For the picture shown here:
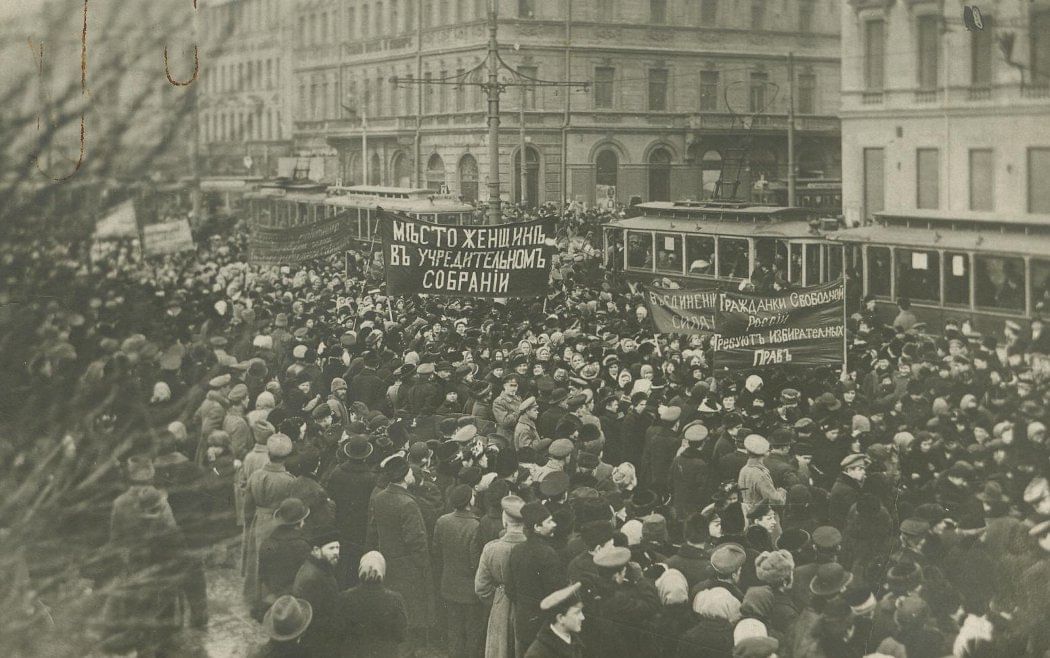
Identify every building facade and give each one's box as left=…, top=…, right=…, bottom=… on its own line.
left=291, top=0, right=841, bottom=206
left=199, top=0, right=296, bottom=177
left=840, top=0, right=1050, bottom=225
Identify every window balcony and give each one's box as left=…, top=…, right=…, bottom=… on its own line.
left=861, top=91, right=884, bottom=104
left=914, top=89, right=938, bottom=103
left=968, top=86, right=991, bottom=101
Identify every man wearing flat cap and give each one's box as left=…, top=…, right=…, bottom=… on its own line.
left=738, top=434, right=786, bottom=516
left=405, top=362, right=441, bottom=415
left=193, top=374, right=231, bottom=464
left=514, top=396, right=542, bottom=452
left=693, top=542, right=747, bottom=601
left=243, top=433, right=298, bottom=613
left=492, top=374, right=527, bottom=439
left=671, top=422, right=715, bottom=523
left=366, top=455, right=435, bottom=638
left=476, top=495, right=528, bottom=658
left=507, top=502, right=567, bottom=651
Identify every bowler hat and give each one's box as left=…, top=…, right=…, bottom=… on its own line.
left=274, top=498, right=310, bottom=526
left=342, top=435, right=373, bottom=460
left=809, top=563, right=853, bottom=597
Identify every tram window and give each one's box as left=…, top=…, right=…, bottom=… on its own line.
left=685, top=236, right=715, bottom=275
left=789, top=243, right=802, bottom=283
left=718, top=237, right=750, bottom=279
left=805, top=243, right=821, bottom=285
left=826, top=245, right=843, bottom=281
left=362, top=211, right=372, bottom=239
left=437, top=214, right=457, bottom=225
left=895, top=248, right=940, bottom=303
left=627, top=232, right=654, bottom=270
left=944, top=252, right=970, bottom=306
left=1032, top=259, right=1050, bottom=314
left=867, top=246, right=892, bottom=298
left=975, top=255, right=1025, bottom=311
left=656, top=234, right=683, bottom=273
left=775, top=240, right=789, bottom=274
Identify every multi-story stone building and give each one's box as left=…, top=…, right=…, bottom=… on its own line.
left=198, top=0, right=296, bottom=177
left=292, top=0, right=842, bottom=206
left=840, top=0, right=1050, bottom=224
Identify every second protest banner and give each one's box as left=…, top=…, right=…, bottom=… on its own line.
left=248, top=212, right=357, bottom=267
left=641, top=282, right=720, bottom=335
left=378, top=210, right=556, bottom=298
left=713, top=278, right=845, bottom=368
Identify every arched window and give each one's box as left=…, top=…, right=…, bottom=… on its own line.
left=370, top=152, right=382, bottom=185
left=459, top=154, right=479, bottom=202
left=391, top=152, right=412, bottom=187
left=426, top=153, right=446, bottom=191
left=595, top=149, right=618, bottom=188
left=513, top=146, right=541, bottom=207
left=648, top=147, right=672, bottom=201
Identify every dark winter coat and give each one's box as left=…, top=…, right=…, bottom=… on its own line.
left=339, top=581, right=409, bottom=658
left=507, top=534, right=567, bottom=650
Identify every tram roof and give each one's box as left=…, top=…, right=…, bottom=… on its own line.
left=608, top=215, right=822, bottom=240
left=634, top=200, right=811, bottom=216
left=827, top=224, right=1050, bottom=259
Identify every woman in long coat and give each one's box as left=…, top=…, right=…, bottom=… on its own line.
left=475, top=513, right=528, bottom=658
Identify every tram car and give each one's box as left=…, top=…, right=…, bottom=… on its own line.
left=603, top=200, right=1050, bottom=335
left=246, top=183, right=478, bottom=245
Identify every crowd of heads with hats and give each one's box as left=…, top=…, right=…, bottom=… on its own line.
left=3, top=205, right=1050, bottom=657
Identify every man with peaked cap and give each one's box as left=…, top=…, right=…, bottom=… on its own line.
left=524, top=583, right=585, bottom=658
left=366, top=454, right=434, bottom=639
left=476, top=495, right=528, bottom=658
left=507, top=502, right=567, bottom=652
left=671, top=422, right=714, bottom=525
left=223, top=382, right=252, bottom=460
left=243, top=433, right=298, bottom=614
left=585, top=545, right=660, bottom=658
left=640, top=404, right=682, bottom=499
left=828, top=453, right=869, bottom=530
left=492, top=373, right=527, bottom=439
left=433, top=484, right=484, bottom=658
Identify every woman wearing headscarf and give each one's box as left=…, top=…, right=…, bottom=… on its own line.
left=646, top=568, right=696, bottom=658
left=338, top=551, right=408, bottom=658
left=676, top=587, right=740, bottom=658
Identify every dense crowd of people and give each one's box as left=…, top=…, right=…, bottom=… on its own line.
left=2, top=202, right=1050, bottom=658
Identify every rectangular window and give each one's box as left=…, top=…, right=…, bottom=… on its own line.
left=437, top=70, right=447, bottom=113
left=826, top=244, right=843, bottom=281
left=266, top=59, right=273, bottom=89
left=798, top=0, right=814, bottom=32
left=895, top=248, right=940, bottom=303
left=1033, top=259, right=1050, bottom=313
left=685, top=235, right=715, bottom=275
left=700, top=0, right=717, bottom=23
left=375, top=75, right=384, bottom=116
left=455, top=68, right=466, bottom=111
left=944, top=252, right=970, bottom=306
left=656, top=234, right=683, bottom=273
left=917, top=148, right=940, bottom=209
left=627, top=232, right=654, bottom=269
left=347, top=7, right=356, bottom=39
left=975, top=255, right=1025, bottom=310
left=749, top=71, right=767, bottom=113
left=518, top=0, right=534, bottom=18
left=700, top=70, right=719, bottom=111
left=789, top=243, right=802, bottom=283
left=918, top=14, right=940, bottom=90
left=718, top=237, right=750, bottom=278
left=404, top=74, right=414, bottom=113
left=423, top=71, right=433, bottom=113
left=805, top=243, right=821, bottom=285
left=519, top=65, right=537, bottom=110
left=971, top=15, right=993, bottom=87
left=1033, top=10, right=1050, bottom=86
left=1029, top=148, right=1050, bottom=213
left=864, top=20, right=885, bottom=90
left=298, top=16, right=306, bottom=46
left=969, top=149, right=994, bottom=211
left=798, top=73, right=816, bottom=114
left=751, top=0, right=764, bottom=30
left=648, top=68, right=668, bottom=111
left=650, top=0, right=667, bottom=24
left=594, top=67, right=614, bottom=109
left=867, top=246, right=891, bottom=298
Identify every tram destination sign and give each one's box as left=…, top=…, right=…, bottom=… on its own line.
left=713, top=279, right=846, bottom=368
left=378, top=210, right=556, bottom=298
left=642, top=282, right=720, bottom=335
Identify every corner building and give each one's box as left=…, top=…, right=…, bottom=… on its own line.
left=291, top=0, right=841, bottom=206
